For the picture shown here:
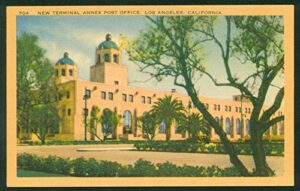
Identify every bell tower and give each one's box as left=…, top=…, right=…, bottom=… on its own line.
left=55, top=52, right=78, bottom=84
left=90, top=34, right=128, bottom=86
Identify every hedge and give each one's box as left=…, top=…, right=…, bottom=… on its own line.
left=19, top=140, right=143, bottom=146
left=133, top=141, right=284, bottom=156
left=17, top=153, right=243, bottom=177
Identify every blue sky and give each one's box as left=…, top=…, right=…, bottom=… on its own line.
left=17, top=16, right=283, bottom=104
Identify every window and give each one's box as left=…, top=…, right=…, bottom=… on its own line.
left=108, top=92, right=113, bottom=100
left=147, top=97, right=151, bottom=104
left=67, top=109, right=71, bottom=116
left=122, top=94, right=127, bottom=102
left=66, top=91, right=70, bottom=99
left=239, top=107, right=241, bottom=113
left=101, top=91, right=106, bottom=100
left=61, top=69, right=66, bottom=76
left=113, top=54, right=118, bottom=63
left=225, top=105, right=228, bottom=111
left=104, top=53, right=109, bottom=62
left=129, top=95, right=133, bottom=102
left=235, top=107, right=238, bottom=112
left=69, top=69, right=73, bottom=76
left=114, top=81, right=119, bottom=85
left=141, top=96, right=145, bottom=103
left=55, top=69, right=58, bottom=76
left=214, top=104, right=217, bottom=110
left=217, top=105, right=220, bottom=111
left=228, top=106, right=231, bottom=112
left=205, top=103, right=209, bottom=109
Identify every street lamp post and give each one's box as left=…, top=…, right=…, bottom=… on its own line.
left=83, top=86, right=97, bottom=141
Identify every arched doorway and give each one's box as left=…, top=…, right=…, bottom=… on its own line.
left=246, top=119, right=250, bottom=136
left=236, top=118, right=242, bottom=136
left=123, top=110, right=132, bottom=134
left=225, top=117, right=231, bottom=135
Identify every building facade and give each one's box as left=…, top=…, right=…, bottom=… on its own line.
left=53, top=34, right=284, bottom=141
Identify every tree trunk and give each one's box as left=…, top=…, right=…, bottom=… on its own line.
left=251, top=132, right=274, bottom=176
left=166, top=124, right=171, bottom=141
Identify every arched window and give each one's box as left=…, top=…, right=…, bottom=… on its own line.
left=236, top=118, right=242, bottom=135
left=246, top=119, right=250, bottom=136
left=104, top=53, right=109, bottom=62
left=123, top=110, right=132, bottom=128
left=159, top=120, right=166, bottom=133
left=225, top=117, right=231, bottom=135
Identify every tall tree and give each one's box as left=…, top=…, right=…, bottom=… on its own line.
left=17, top=32, right=58, bottom=141
left=150, top=95, right=186, bottom=141
left=29, top=104, right=59, bottom=144
left=89, top=105, right=102, bottom=141
left=125, top=16, right=284, bottom=176
left=101, top=109, right=119, bottom=141
left=138, top=112, right=158, bottom=141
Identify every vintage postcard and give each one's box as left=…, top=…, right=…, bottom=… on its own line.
left=6, top=5, right=294, bottom=187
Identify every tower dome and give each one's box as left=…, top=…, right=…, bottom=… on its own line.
left=56, top=52, right=75, bottom=65
left=98, top=34, right=118, bottom=49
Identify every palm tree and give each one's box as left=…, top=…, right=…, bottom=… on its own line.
left=178, top=112, right=209, bottom=143
left=150, top=95, right=186, bottom=141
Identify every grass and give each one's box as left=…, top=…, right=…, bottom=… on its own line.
left=17, top=169, right=70, bottom=177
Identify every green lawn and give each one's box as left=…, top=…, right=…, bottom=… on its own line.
left=17, top=169, right=70, bottom=177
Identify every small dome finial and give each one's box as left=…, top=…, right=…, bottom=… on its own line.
left=64, top=52, right=69, bottom=58
left=106, top=34, right=112, bottom=41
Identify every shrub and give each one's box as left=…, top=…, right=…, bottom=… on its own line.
left=72, top=157, right=88, bottom=176
left=132, top=159, right=156, bottom=177
left=156, top=162, right=180, bottom=176
left=97, top=161, right=121, bottom=177
left=17, top=153, right=274, bottom=177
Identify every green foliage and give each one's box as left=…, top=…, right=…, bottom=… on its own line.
left=150, top=95, right=186, bottom=141
left=17, top=153, right=247, bottom=177
left=138, top=112, right=158, bottom=141
left=89, top=105, right=101, bottom=141
left=17, top=32, right=58, bottom=142
left=133, top=141, right=284, bottom=156
left=178, top=112, right=209, bottom=143
left=28, top=104, right=59, bottom=144
left=126, top=15, right=284, bottom=176
left=101, top=109, right=119, bottom=141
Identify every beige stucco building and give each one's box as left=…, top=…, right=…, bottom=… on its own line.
left=53, top=34, right=284, bottom=141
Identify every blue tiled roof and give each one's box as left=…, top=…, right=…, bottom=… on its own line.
left=56, top=52, right=75, bottom=65
left=56, top=57, right=75, bottom=65
left=98, top=40, right=118, bottom=49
